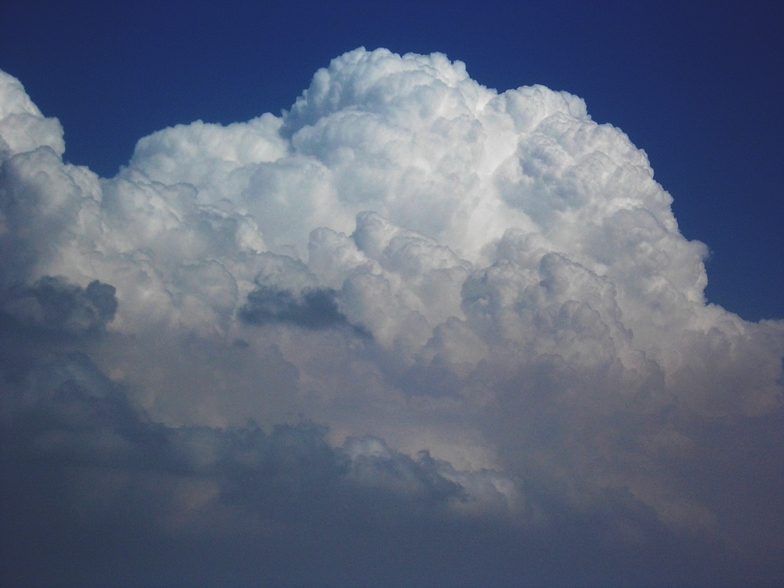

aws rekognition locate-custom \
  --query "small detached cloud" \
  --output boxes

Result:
[1,50,783,586]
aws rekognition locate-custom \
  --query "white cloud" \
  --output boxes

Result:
[1,48,783,585]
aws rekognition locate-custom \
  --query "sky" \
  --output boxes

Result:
[1,2,783,587]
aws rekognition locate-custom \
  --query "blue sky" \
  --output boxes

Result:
[2,3,784,587]
[2,0,782,321]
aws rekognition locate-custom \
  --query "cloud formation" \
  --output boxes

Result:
[1,48,783,586]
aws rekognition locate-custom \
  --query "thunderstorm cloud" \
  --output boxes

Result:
[1,48,783,587]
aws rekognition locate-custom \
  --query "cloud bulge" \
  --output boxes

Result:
[1,48,783,586]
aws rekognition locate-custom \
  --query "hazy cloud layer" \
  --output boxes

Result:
[2,49,783,586]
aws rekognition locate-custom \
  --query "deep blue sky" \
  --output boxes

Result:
[1,0,782,321]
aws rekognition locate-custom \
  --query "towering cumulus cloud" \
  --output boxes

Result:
[2,49,783,587]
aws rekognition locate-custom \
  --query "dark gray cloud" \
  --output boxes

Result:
[239,285,350,330]
[2,348,782,586]
[4,349,776,587]
[2,276,117,335]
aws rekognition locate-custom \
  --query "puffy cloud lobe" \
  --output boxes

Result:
[1,49,784,586]
[0,72,64,158]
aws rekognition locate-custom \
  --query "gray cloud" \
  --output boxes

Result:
[2,276,117,335]
[239,286,349,330]
[5,350,770,588]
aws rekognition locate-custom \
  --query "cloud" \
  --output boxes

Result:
[1,50,783,586]
[236,252,353,331]
[240,285,351,330]
[2,276,117,336]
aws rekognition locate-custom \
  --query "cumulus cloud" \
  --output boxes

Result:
[1,49,783,586]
